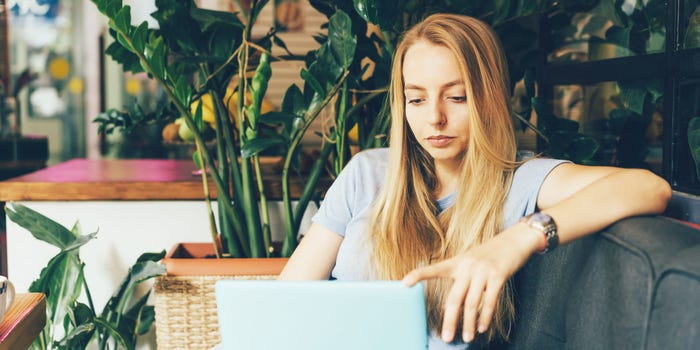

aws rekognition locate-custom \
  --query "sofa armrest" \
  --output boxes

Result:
[644,244,700,350]
[501,216,700,350]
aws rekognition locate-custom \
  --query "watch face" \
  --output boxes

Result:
[531,212,551,224]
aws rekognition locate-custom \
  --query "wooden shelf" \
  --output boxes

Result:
[0,293,46,350]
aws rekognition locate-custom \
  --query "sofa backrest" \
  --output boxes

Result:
[501,216,700,350]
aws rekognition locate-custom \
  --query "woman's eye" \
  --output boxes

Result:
[449,96,467,103]
[407,98,424,105]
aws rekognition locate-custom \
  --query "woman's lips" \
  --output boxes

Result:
[426,135,455,147]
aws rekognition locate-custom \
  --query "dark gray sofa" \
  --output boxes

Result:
[501,215,700,350]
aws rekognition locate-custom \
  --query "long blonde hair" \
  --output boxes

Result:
[368,14,518,342]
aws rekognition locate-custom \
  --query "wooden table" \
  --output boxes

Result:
[0,293,46,350]
[0,157,328,201]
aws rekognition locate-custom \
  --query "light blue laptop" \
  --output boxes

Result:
[214,280,428,350]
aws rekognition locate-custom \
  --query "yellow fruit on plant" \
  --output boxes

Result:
[176,118,196,141]
[190,88,275,129]
[162,122,181,142]
[347,124,359,144]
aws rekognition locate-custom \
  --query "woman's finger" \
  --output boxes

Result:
[461,273,486,342]
[477,276,505,334]
[441,274,470,343]
[402,260,451,286]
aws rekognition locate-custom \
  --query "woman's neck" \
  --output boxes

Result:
[433,160,461,199]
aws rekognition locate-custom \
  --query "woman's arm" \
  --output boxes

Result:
[278,223,343,280]
[535,164,671,246]
[403,164,672,343]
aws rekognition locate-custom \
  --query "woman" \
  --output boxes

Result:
[279,13,671,349]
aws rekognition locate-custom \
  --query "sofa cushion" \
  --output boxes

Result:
[644,245,700,350]
[498,216,700,350]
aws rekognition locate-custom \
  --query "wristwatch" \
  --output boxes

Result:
[519,212,558,254]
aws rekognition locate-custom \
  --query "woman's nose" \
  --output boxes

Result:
[427,101,446,127]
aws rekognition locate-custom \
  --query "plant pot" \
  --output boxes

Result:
[154,243,288,349]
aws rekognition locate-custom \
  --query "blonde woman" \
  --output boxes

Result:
[279,13,671,349]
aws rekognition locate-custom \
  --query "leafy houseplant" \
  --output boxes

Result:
[92,0,357,258]
[6,203,165,350]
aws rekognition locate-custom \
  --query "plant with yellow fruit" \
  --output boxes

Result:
[92,0,360,258]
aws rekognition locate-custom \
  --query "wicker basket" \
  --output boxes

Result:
[154,274,276,349]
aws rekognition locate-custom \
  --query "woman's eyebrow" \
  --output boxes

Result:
[404,79,464,92]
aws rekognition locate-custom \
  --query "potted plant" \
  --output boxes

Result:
[6,203,165,350]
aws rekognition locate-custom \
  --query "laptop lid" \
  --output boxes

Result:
[214,280,428,350]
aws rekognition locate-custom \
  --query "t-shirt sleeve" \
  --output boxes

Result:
[311,154,362,236]
[503,157,571,228]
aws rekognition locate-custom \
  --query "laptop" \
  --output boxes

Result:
[214,280,429,350]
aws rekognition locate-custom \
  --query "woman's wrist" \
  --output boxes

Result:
[517,221,548,254]
[500,221,546,257]
[518,212,559,254]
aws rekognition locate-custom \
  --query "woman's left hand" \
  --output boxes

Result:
[402,224,542,343]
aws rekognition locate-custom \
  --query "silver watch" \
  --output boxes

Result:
[519,212,558,254]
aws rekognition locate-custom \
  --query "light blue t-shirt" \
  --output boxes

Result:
[311,148,569,349]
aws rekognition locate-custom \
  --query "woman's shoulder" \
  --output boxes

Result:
[351,147,389,163]
[513,152,571,185]
[342,148,390,174]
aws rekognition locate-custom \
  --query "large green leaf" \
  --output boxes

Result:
[91,0,123,17]
[56,322,95,349]
[152,0,202,54]
[62,231,98,253]
[105,37,144,73]
[29,251,84,341]
[136,250,167,263]
[94,317,134,350]
[146,36,167,81]
[688,117,700,182]
[121,292,155,342]
[281,84,305,117]
[241,137,287,158]
[353,0,399,31]
[102,258,165,321]
[112,5,132,33]
[6,203,76,249]
[328,10,356,70]
[131,21,149,55]
[618,81,649,117]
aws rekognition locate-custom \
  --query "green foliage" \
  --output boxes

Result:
[6,203,165,350]
[91,0,357,258]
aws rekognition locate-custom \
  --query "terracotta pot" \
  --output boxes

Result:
[162,242,288,276]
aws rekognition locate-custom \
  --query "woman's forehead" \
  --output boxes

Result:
[402,41,464,87]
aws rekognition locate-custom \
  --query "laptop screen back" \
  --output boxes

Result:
[214,280,428,350]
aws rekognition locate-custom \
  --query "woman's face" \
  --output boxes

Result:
[403,40,470,168]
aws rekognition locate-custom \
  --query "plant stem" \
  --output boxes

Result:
[281,71,350,256]
[253,155,273,256]
[81,277,102,348]
[238,22,265,257]
[293,141,334,232]
[196,144,222,258]
[335,80,348,174]
[512,110,549,143]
